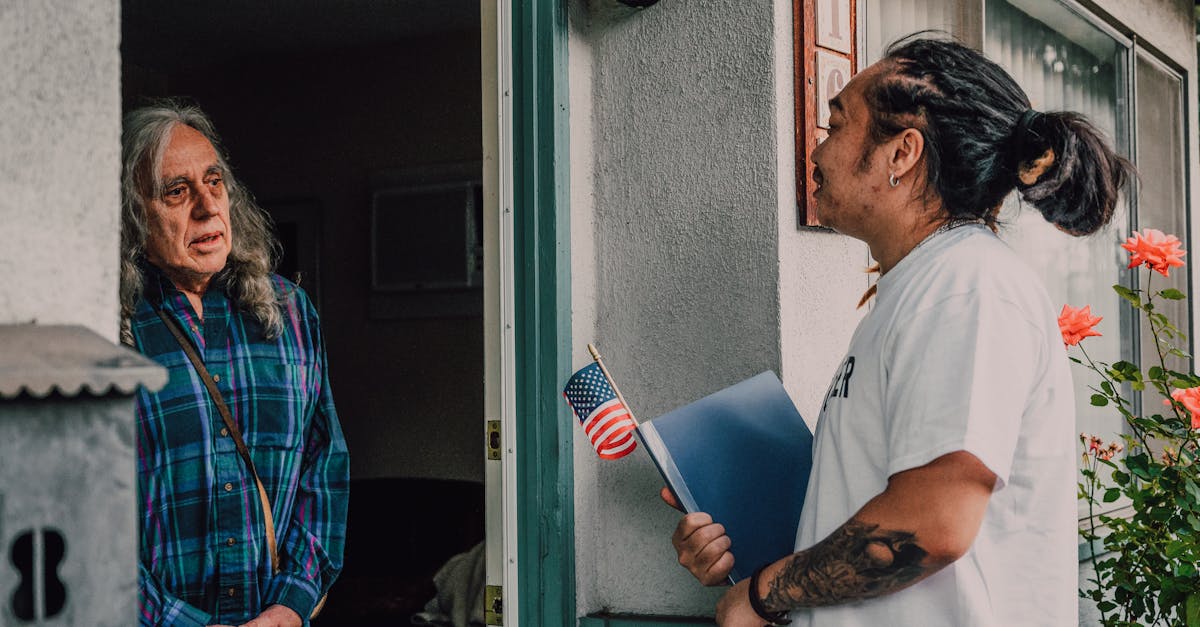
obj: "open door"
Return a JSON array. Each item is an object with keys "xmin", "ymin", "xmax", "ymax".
[{"xmin": 482, "ymin": 2, "xmax": 519, "ymax": 624}]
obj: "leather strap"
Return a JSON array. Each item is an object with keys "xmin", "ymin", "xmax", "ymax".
[{"xmin": 156, "ymin": 309, "xmax": 327, "ymax": 618}]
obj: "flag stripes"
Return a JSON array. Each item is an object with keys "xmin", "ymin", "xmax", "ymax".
[{"xmin": 562, "ymin": 362, "xmax": 638, "ymax": 460}]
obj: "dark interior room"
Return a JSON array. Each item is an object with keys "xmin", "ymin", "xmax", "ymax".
[{"xmin": 121, "ymin": 2, "xmax": 486, "ymax": 623}]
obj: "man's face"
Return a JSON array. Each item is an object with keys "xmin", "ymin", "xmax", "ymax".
[
  {"xmin": 809, "ymin": 63, "xmax": 892, "ymax": 238},
  {"xmin": 143, "ymin": 124, "xmax": 233, "ymax": 290}
]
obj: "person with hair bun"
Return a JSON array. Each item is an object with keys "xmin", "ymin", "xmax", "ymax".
[{"xmin": 666, "ymin": 36, "xmax": 1132, "ymax": 626}]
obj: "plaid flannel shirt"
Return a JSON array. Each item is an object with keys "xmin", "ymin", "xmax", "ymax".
[{"xmin": 132, "ymin": 266, "xmax": 348, "ymax": 626}]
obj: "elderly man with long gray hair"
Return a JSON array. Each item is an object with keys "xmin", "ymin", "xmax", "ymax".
[{"xmin": 120, "ymin": 103, "xmax": 348, "ymax": 627}]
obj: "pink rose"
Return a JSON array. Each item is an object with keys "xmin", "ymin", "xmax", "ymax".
[
  {"xmin": 1058, "ymin": 304, "xmax": 1102, "ymax": 347},
  {"xmin": 1122, "ymin": 229, "xmax": 1187, "ymax": 277}
]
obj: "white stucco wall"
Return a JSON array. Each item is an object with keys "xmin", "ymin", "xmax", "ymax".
[
  {"xmin": 570, "ymin": 0, "xmax": 870, "ymax": 617},
  {"xmin": 0, "ymin": 0, "xmax": 122, "ymax": 342}
]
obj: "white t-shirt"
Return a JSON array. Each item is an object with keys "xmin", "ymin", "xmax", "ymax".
[{"xmin": 790, "ymin": 224, "xmax": 1078, "ymax": 626}]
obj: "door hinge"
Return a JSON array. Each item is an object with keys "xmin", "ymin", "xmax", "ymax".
[
  {"xmin": 485, "ymin": 584, "xmax": 503, "ymax": 625},
  {"xmin": 486, "ymin": 419, "xmax": 502, "ymax": 460}
]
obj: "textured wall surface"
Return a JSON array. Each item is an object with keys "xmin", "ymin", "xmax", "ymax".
[
  {"xmin": 0, "ymin": 398, "xmax": 138, "ymax": 626},
  {"xmin": 573, "ymin": 0, "xmax": 793, "ymax": 616},
  {"xmin": 0, "ymin": 0, "xmax": 121, "ymax": 342},
  {"xmin": 570, "ymin": 0, "xmax": 868, "ymax": 616}
]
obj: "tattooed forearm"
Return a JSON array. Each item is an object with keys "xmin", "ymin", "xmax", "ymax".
[{"xmin": 761, "ymin": 518, "xmax": 929, "ymax": 611}]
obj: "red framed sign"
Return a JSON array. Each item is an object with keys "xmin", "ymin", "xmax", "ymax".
[{"xmin": 795, "ymin": 0, "xmax": 857, "ymax": 226}]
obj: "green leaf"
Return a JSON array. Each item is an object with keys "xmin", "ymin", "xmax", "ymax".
[
  {"xmin": 1127, "ymin": 453, "xmax": 1152, "ymax": 480},
  {"xmin": 1091, "ymin": 394, "xmax": 1109, "ymax": 407},
  {"xmin": 1103, "ymin": 488, "xmax": 1121, "ymax": 503},
  {"xmin": 1114, "ymin": 284, "xmax": 1143, "ymax": 308},
  {"xmin": 1113, "ymin": 360, "xmax": 1138, "ymax": 374},
  {"xmin": 1101, "ymin": 380, "xmax": 1115, "ymax": 394},
  {"xmin": 1149, "ymin": 366, "xmax": 1164, "ymax": 380},
  {"xmin": 1187, "ymin": 592, "xmax": 1200, "ymax": 627},
  {"xmin": 1161, "ymin": 288, "xmax": 1187, "ymax": 300},
  {"xmin": 1187, "ymin": 479, "xmax": 1200, "ymax": 503},
  {"xmin": 1166, "ymin": 541, "xmax": 1189, "ymax": 558}
]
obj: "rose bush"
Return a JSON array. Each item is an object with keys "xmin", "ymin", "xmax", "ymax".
[{"xmin": 1068, "ymin": 229, "xmax": 1200, "ymax": 627}]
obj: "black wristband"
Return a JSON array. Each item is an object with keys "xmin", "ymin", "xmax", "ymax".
[{"xmin": 748, "ymin": 564, "xmax": 791, "ymax": 625}]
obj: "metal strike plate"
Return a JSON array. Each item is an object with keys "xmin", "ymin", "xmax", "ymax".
[
  {"xmin": 485, "ymin": 584, "xmax": 503, "ymax": 625},
  {"xmin": 486, "ymin": 420, "xmax": 502, "ymax": 461}
]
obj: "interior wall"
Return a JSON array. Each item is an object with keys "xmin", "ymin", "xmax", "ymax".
[
  {"xmin": 0, "ymin": 0, "xmax": 121, "ymax": 341},
  {"xmin": 150, "ymin": 33, "xmax": 485, "ymax": 482}
]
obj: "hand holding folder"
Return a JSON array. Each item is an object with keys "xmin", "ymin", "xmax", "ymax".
[{"xmin": 563, "ymin": 346, "xmax": 814, "ymax": 584}]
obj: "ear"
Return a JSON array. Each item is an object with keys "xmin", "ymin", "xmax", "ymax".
[{"xmin": 887, "ymin": 128, "xmax": 925, "ymax": 180}]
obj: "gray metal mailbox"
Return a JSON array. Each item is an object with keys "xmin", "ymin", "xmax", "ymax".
[{"xmin": 0, "ymin": 325, "xmax": 165, "ymax": 626}]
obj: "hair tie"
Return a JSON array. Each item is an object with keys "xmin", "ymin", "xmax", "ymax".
[
  {"xmin": 1015, "ymin": 108, "xmax": 1042, "ymax": 139},
  {"xmin": 1012, "ymin": 108, "xmax": 1056, "ymax": 186}
]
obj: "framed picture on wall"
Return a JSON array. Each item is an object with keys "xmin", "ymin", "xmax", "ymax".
[
  {"xmin": 370, "ymin": 181, "xmax": 483, "ymax": 292},
  {"xmin": 366, "ymin": 162, "xmax": 484, "ymax": 320},
  {"xmin": 263, "ymin": 198, "xmax": 323, "ymax": 312}
]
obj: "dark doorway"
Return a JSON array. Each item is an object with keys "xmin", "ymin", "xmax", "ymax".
[{"xmin": 121, "ymin": 2, "xmax": 486, "ymax": 623}]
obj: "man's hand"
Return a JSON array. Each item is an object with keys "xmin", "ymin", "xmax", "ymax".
[
  {"xmin": 239, "ymin": 604, "xmax": 302, "ymax": 627},
  {"xmin": 659, "ymin": 486, "xmax": 684, "ymax": 511},
  {"xmin": 716, "ymin": 578, "xmax": 771, "ymax": 626},
  {"xmin": 671, "ymin": 510, "xmax": 735, "ymax": 586}
]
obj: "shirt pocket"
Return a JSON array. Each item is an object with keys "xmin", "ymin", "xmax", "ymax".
[{"xmin": 242, "ymin": 362, "xmax": 313, "ymax": 451}]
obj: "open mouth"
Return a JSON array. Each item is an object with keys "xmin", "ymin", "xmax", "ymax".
[
  {"xmin": 190, "ymin": 232, "xmax": 223, "ymax": 246},
  {"xmin": 812, "ymin": 167, "xmax": 825, "ymax": 191}
]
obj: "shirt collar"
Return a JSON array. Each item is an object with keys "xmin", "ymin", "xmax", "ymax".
[{"xmin": 137, "ymin": 258, "xmax": 231, "ymax": 314}]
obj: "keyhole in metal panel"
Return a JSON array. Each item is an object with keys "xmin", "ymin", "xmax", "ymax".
[{"xmin": 9, "ymin": 528, "xmax": 67, "ymax": 621}]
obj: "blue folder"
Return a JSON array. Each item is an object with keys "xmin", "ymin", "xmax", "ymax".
[{"xmin": 638, "ymin": 371, "xmax": 813, "ymax": 583}]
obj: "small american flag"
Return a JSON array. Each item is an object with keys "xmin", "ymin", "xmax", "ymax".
[{"xmin": 563, "ymin": 362, "xmax": 638, "ymax": 459}]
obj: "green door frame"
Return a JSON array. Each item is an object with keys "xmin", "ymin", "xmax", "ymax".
[{"xmin": 510, "ymin": 0, "xmax": 575, "ymax": 624}]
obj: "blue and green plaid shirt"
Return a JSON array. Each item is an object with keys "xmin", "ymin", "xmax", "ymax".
[{"xmin": 132, "ymin": 265, "xmax": 348, "ymax": 626}]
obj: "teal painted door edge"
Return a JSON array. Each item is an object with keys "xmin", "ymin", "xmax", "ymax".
[
  {"xmin": 579, "ymin": 615, "xmax": 716, "ymax": 627},
  {"xmin": 512, "ymin": 0, "xmax": 574, "ymax": 625}
]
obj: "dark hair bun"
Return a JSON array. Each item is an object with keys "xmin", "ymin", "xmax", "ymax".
[
  {"xmin": 873, "ymin": 36, "xmax": 1134, "ymax": 237},
  {"xmin": 1010, "ymin": 111, "xmax": 1132, "ymax": 235}
]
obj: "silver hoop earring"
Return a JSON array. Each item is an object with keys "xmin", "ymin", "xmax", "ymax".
[{"xmin": 888, "ymin": 173, "xmax": 900, "ymax": 188}]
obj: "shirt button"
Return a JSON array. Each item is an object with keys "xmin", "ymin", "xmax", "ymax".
[
  {"xmin": 220, "ymin": 427, "xmax": 229, "ymax": 437},
  {"xmin": 227, "ymin": 537, "xmax": 236, "ymax": 546},
  {"xmin": 224, "ymin": 482, "xmax": 233, "ymax": 492},
  {"xmin": 190, "ymin": 325, "xmax": 199, "ymax": 333},
  {"xmin": 227, "ymin": 587, "xmax": 236, "ymax": 597},
  {"xmin": 212, "ymin": 374, "xmax": 220, "ymax": 383}
]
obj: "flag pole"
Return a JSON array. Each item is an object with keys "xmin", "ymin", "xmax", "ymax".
[{"xmin": 587, "ymin": 343, "xmax": 641, "ymax": 427}]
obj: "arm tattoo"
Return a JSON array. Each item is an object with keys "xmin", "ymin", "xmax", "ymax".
[{"xmin": 761, "ymin": 518, "xmax": 929, "ymax": 611}]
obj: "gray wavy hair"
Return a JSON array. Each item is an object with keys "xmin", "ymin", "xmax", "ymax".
[{"xmin": 120, "ymin": 102, "xmax": 283, "ymax": 344}]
